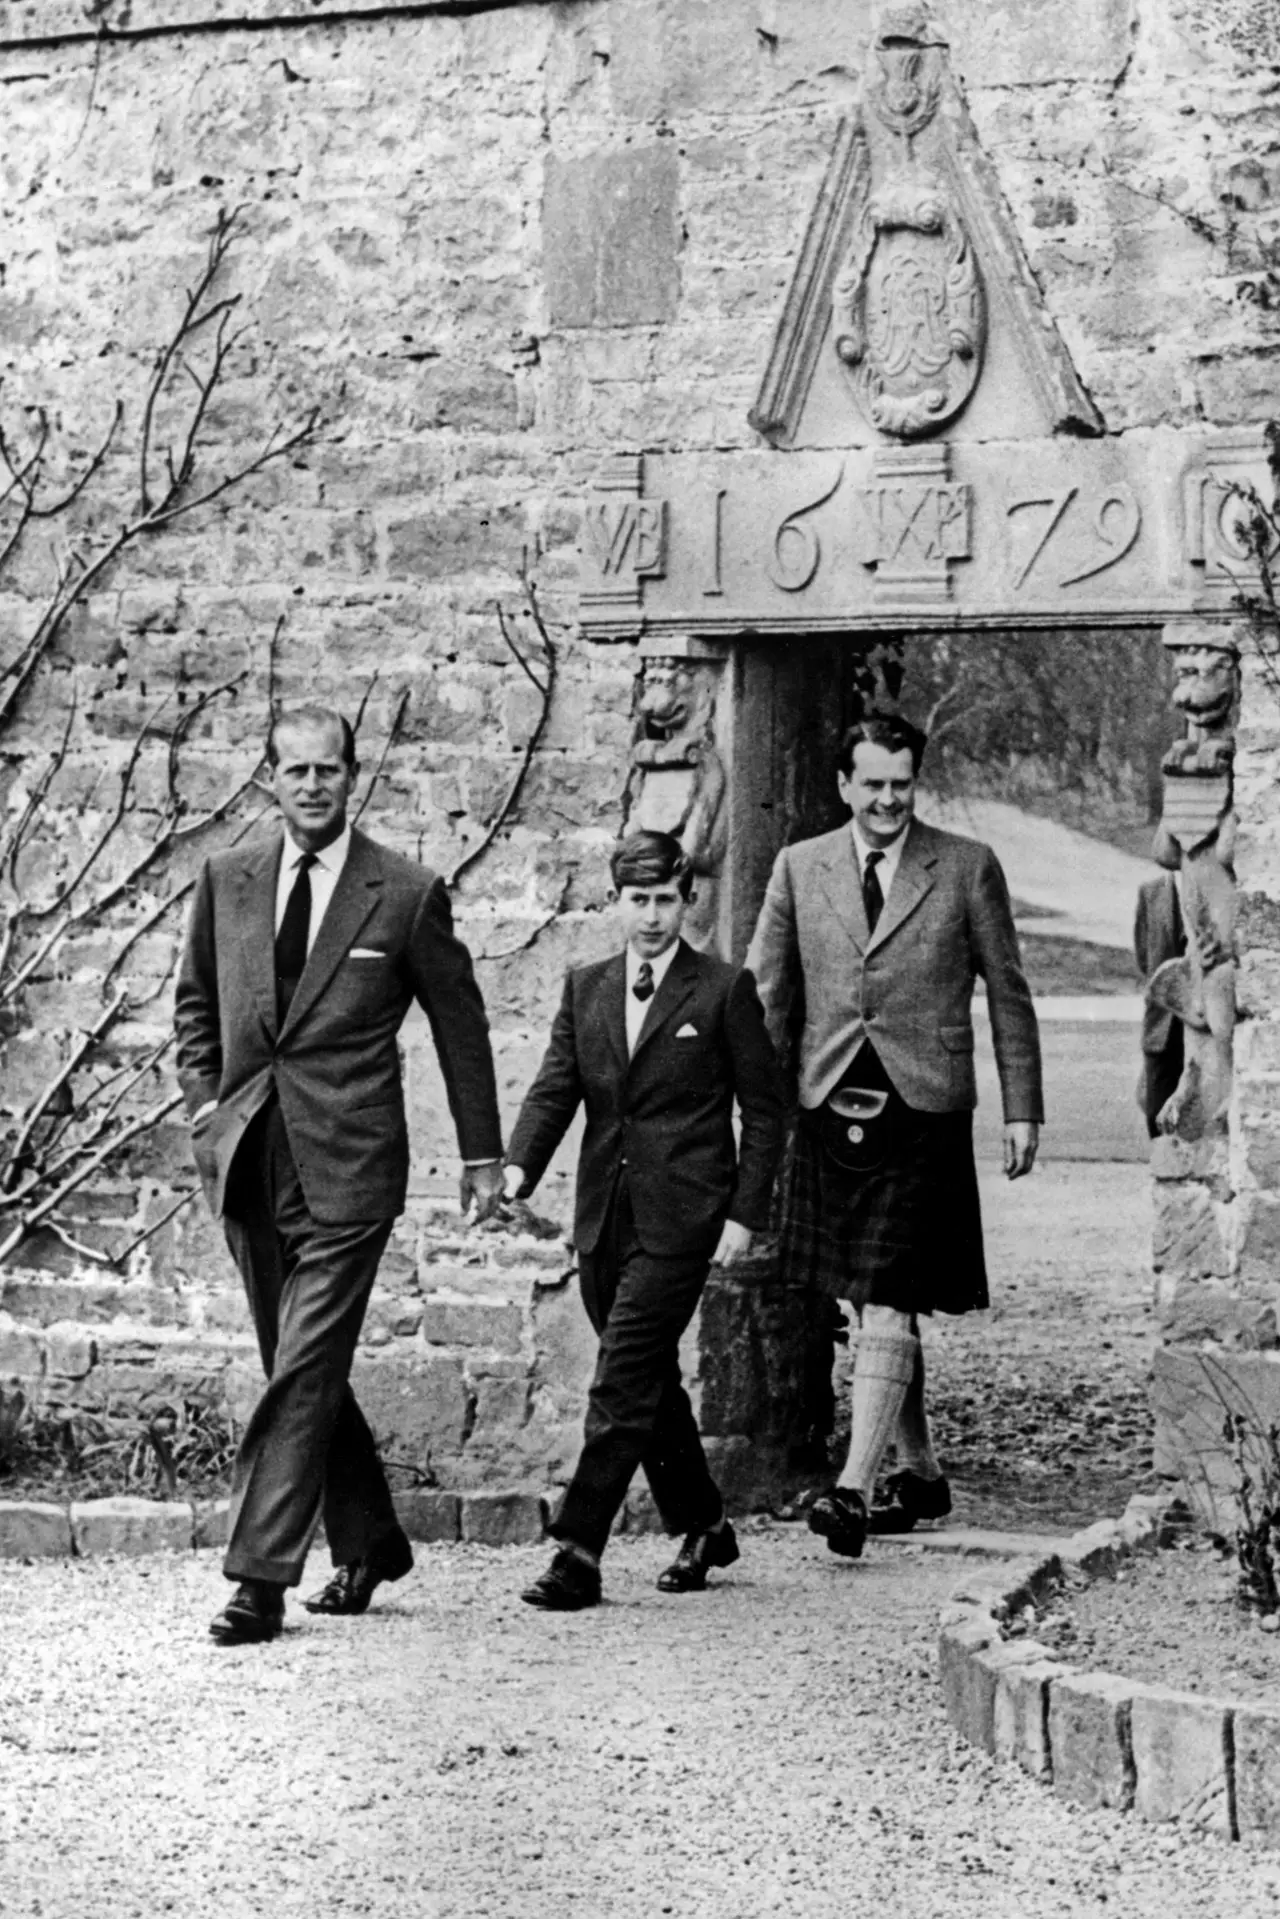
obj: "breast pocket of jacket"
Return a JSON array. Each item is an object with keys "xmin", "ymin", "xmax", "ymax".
[{"xmin": 333, "ymin": 950, "xmax": 396, "ymax": 1015}]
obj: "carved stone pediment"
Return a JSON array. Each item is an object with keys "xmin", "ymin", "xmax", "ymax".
[{"xmin": 750, "ymin": 5, "xmax": 1102, "ymax": 449}]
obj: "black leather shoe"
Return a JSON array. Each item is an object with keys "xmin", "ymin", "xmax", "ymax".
[
  {"xmin": 807, "ymin": 1486, "xmax": 868, "ymax": 1559},
  {"xmin": 868, "ymin": 1470, "xmax": 952, "ymax": 1536},
  {"xmin": 302, "ymin": 1531, "xmax": 414, "ymax": 1617},
  {"xmin": 520, "ymin": 1548, "xmax": 602, "ymax": 1611},
  {"xmin": 656, "ymin": 1520, "xmax": 740, "ymax": 1593},
  {"xmin": 210, "ymin": 1580, "xmax": 285, "ymax": 1645}
]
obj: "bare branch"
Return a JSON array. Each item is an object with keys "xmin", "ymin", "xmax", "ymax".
[
  {"xmin": 352, "ymin": 688, "xmax": 411, "ymax": 827},
  {"xmin": 0, "ymin": 988, "xmax": 128, "ymax": 1194},
  {"xmin": 104, "ymin": 1189, "xmax": 198, "ymax": 1272},
  {"xmin": 0, "ymin": 1090, "xmax": 184, "ymax": 1265},
  {"xmin": 447, "ymin": 583, "xmax": 559, "ymax": 889}
]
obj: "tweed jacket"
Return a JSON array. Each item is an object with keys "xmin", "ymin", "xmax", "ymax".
[
  {"xmin": 174, "ymin": 826, "xmax": 502, "ymax": 1224},
  {"xmin": 506, "ymin": 940, "xmax": 786, "ymax": 1258},
  {"xmin": 746, "ymin": 817, "xmax": 1043, "ymax": 1124}
]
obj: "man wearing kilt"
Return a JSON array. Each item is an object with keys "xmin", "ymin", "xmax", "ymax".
[{"xmin": 746, "ymin": 711, "xmax": 1042, "ymax": 1559}]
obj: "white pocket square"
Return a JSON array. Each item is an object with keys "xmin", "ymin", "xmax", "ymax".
[
  {"xmin": 676, "ymin": 1023, "xmax": 699, "ymax": 1039},
  {"xmin": 349, "ymin": 947, "xmax": 386, "ymax": 960}
]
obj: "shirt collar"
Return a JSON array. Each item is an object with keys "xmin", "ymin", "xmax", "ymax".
[
  {"xmin": 851, "ymin": 819, "xmax": 909, "ymax": 873},
  {"xmin": 283, "ymin": 822, "xmax": 351, "ymax": 877},
  {"xmin": 626, "ymin": 939, "xmax": 680, "ymax": 989}
]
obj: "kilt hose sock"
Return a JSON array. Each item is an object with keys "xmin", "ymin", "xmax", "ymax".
[
  {"xmin": 895, "ymin": 1335, "xmax": 943, "ymax": 1481},
  {"xmin": 837, "ymin": 1307, "xmax": 919, "ymax": 1499}
]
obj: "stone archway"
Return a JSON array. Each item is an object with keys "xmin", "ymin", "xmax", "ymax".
[{"xmin": 577, "ymin": 6, "xmax": 1276, "ymax": 1515}]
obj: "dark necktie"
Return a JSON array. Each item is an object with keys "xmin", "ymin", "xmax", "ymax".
[
  {"xmin": 863, "ymin": 850, "xmax": 885, "ymax": 935},
  {"xmin": 632, "ymin": 961, "xmax": 655, "ymax": 1002},
  {"xmin": 275, "ymin": 852, "xmax": 317, "ymax": 1022}
]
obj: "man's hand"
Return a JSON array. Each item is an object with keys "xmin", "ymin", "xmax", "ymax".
[
  {"xmin": 1003, "ymin": 1121, "xmax": 1039, "ymax": 1180},
  {"xmin": 460, "ymin": 1160, "xmax": 505, "ymax": 1224},
  {"xmin": 503, "ymin": 1164, "xmax": 527, "ymax": 1203},
  {"xmin": 710, "ymin": 1220, "xmax": 754, "ymax": 1266}
]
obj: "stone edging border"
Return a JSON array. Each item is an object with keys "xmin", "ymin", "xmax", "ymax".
[
  {"xmin": 938, "ymin": 1492, "xmax": 1280, "ymax": 1847},
  {"xmin": 0, "ymin": 1487, "xmax": 548, "ymax": 1560}
]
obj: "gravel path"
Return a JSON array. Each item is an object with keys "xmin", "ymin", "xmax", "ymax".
[{"xmin": 6, "ymin": 1528, "xmax": 1280, "ymax": 1918}]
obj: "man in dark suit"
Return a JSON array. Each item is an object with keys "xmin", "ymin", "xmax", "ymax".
[
  {"xmin": 175, "ymin": 705, "xmax": 504, "ymax": 1644},
  {"xmin": 505, "ymin": 830, "xmax": 785, "ymax": 1610},
  {"xmin": 747, "ymin": 711, "xmax": 1043, "ymax": 1559},
  {"xmin": 1134, "ymin": 870, "xmax": 1186, "ymax": 1137}
]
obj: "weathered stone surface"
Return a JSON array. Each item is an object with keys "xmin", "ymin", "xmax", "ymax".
[
  {"xmin": 395, "ymin": 1490, "xmax": 462, "ymax": 1545},
  {"xmin": 962, "ymin": 1641, "xmax": 1059, "ymax": 1757},
  {"xmin": 1155, "ymin": 1275, "xmax": 1278, "ymax": 1350},
  {"xmin": 0, "ymin": 1500, "xmax": 71, "ymax": 1559},
  {"xmin": 460, "ymin": 1491, "xmax": 546, "ymax": 1548},
  {"xmin": 994, "ymin": 1656, "xmax": 1074, "ymax": 1782},
  {"xmin": 1234, "ymin": 1702, "xmax": 1280, "ymax": 1845},
  {"xmin": 1151, "ymin": 1181, "xmax": 1231, "ymax": 1278},
  {"xmin": 1130, "ymin": 1684, "xmax": 1233, "ymax": 1833},
  {"xmin": 0, "ymin": 1315, "xmax": 44, "ymax": 1378},
  {"xmin": 1059, "ymin": 1520, "xmax": 1124, "ymax": 1579},
  {"xmin": 1048, "ymin": 1672, "xmax": 1136, "ymax": 1811},
  {"xmin": 543, "ymin": 145, "xmax": 680, "ymax": 329},
  {"xmin": 351, "ymin": 1353, "xmax": 472, "ymax": 1466},
  {"xmin": 419, "ymin": 1296, "xmax": 526, "ymax": 1355},
  {"xmin": 193, "ymin": 1499, "xmax": 232, "ymax": 1550},
  {"xmin": 70, "ymin": 1497, "xmax": 194, "ymax": 1558},
  {"xmin": 938, "ymin": 1614, "xmax": 998, "ymax": 1736}
]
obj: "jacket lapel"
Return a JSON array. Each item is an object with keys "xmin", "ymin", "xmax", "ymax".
[
  {"xmin": 815, "ymin": 830, "xmax": 869, "ymax": 955},
  {"xmin": 235, "ymin": 834, "xmax": 286, "ymax": 1037},
  {"xmin": 630, "ymin": 940, "xmax": 698, "ymax": 1067},
  {"xmin": 278, "ymin": 828, "xmax": 383, "ymax": 1042},
  {"xmin": 867, "ymin": 819, "xmax": 938, "ymax": 954}
]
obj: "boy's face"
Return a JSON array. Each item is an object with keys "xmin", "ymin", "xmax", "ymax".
[{"xmin": 616, "ymin": 881, "xmax": 689, "ymax": 960}]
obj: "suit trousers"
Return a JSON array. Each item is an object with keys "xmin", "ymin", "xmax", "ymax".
[
  {"xmin": 221, "ymin": 1100, "xmax": 401, "ymax": 1586},
  {"xmin": 550, "ymin": 1177, "xmax": 723, "ymax": 1559}
]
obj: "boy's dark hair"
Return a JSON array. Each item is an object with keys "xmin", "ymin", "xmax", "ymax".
[
  {"xmin": 835, "ymin": 710, "xmax": 928, "ymax": 776},
  {"xmin": 610, "ymin": 830, "xmax": 694, "ymax": 899}
]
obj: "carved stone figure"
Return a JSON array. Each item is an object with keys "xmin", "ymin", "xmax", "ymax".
[
  {"xmin": 627, "ymin": 655, "xmax": 728, "ymax": 946},
  {"xmin": 1147, "ymin": 625, "xmax": 1240, "ymax": 1140}
]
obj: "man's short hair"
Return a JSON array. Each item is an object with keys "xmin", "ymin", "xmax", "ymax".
[
  {"xmin": 835, "ymin": 710, "xmax": 928, "ymax": 777},
  {"xmin": 610, "ymin": 830, "xmax": 694, "ymax": 898},
  {"xmin": 267, "ymin": 705, "xmax": 358, "ymax": 770}
]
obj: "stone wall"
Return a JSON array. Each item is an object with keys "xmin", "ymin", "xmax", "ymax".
[{"xmin": 1, "ymin": 0, "xmax": 1279, "ymax": 1512}]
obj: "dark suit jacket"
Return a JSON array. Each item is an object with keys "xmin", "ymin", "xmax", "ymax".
[
  {"xmin": 1135, "ymin": 871, "xmax": 1186, "ymax": 1131},
  {"xmin": 746, "ymin": 817, "xmax": 1043, "ymax": 1123},
  {"xmin": 505, "ymin": 940, "xmax": 786, "ymax": 1258},
  {"xmin": 174, "ymin": 826, "xmax": 502, "ymax": 1225}
]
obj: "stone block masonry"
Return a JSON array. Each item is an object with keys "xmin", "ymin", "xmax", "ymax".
[{"xmin": 1, "ymin": 0, "xmax": 1279, "ymax": 1511}]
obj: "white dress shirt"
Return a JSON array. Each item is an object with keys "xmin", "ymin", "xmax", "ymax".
[
  {"xmin": 625, "ymin": 940, "xmax": 679, "ymax": 1054},
  {"xmin": 275, "ymin": 823, "xmax": 351, "ymax": 952},
  {"xmin": 851, "ymin": 820, "xmax": 908, "ymax": 913}
]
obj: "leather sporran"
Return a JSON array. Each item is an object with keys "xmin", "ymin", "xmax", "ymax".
[{"xmin": 816, "ymin": 1084, "xmax": 895, "ymax": 1175}]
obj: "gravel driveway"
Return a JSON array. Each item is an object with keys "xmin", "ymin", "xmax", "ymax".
[{"xmin": 6, "ymin": 1528, "xmax": 1280, "ymax": 1919}]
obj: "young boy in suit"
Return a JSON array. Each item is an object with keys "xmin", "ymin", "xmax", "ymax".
[{"xmin": 505, "ymin": 831, "xmax": 785, "ymax": 1609}]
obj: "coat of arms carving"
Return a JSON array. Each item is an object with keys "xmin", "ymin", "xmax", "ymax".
[
  {"xmin": 749, "ymin": 4, "xmax": 1101, "ymax": 449},
  {"xmin": 832, "ymin": 18, "xmax": 984, "ymax": 439}
]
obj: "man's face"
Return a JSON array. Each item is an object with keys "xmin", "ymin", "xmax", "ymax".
[
  {"xmin": 836, "ymin": 741, "xmax": 917, "ymax": 848},
  {"xmin": 616, "ymin": 881, "xmax": 689, "ymax": 960},
  {"xmin": 271, "ymin": 719, "xmax": 357, "ymax": 851}
]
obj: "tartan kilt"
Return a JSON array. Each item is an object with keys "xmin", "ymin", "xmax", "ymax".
[{"xmin": 776, "ymin": 1094, "xmax": 988, "ymax": 1318}]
